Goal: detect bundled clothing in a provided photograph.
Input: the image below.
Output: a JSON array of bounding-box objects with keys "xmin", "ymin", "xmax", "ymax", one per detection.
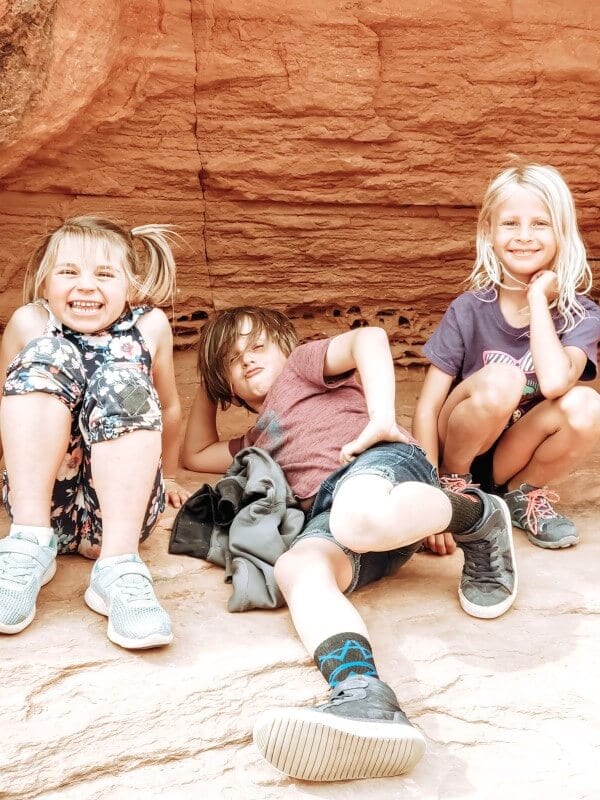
[{"xmin": 169, "ymin": 447, "xmax": 304, "ymax": 612}]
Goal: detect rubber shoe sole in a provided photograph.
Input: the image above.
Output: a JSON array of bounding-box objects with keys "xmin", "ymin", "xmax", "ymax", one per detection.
[
  {"xmin": 459, "ymin": 495, "xmax": 518, "ymax": 620},
  {"xmin": 0, "ymin": 558, "xmax": 57, "ymax": 635},
  {"xmin": 514, "ymin": 524, "xmax": 579, "ymax": 550},
  {"xmin": 84, "ymin": 586, "xmax": 173, "ymax": 650},
  {"xmin": 253, "ymin": 706, "xmax": 426, "ymax": 781}
]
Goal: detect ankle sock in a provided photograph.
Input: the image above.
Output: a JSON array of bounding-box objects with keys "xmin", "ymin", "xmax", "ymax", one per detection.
[
  {"xmin": 442, "ymin": 490, "xmax": 484, "ymax": 534},
  {"xmin": 314, "ymin": 632, "xmax": 379, "ymax": 688},
  {"xmin": 9, "ymin": 524, "xmax": 54, "ymax": 547}
]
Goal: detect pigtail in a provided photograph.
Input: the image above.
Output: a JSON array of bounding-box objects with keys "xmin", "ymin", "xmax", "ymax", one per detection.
[{"xmin": 130, "ymin": 224, "xmax": 179, "ymax": 306}]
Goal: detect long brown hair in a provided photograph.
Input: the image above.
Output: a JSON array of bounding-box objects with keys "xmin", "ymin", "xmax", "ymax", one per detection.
[{"xmin": 198, "ymin": 307, "xmax": 298, "ymax": 410}]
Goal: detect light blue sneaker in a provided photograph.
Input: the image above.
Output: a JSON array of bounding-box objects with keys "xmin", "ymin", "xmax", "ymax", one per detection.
[
  {"xmin": 84, "ymin": 554, "xmax": 173, "ymax": 649},
  {"xmin": 0, "ymin": 532, "xmax": 57, "ymax": 634}
]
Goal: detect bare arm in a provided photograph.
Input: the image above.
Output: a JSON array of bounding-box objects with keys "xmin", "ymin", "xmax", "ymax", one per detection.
[
  {"xmin": 182, "ymin": 383, "xmax": 235, "ymax": 474},
  {"xmin": 141, "ymin": 310, "xmax": 188, "ymax": 507},
  {"xmin": 528, "ymin": 272, "xmax": 587, "ymax": 398},
  {"xmin": 412, "ymin": 365, "xmax": 455, "ymax": 468},
  {"xmin": 324, "ymin": 326, "xmax": 410, "ymax": 462}
]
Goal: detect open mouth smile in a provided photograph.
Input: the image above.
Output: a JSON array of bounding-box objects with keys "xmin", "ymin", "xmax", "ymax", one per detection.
[{"xmin": 69, "ymin": 301, "xmax": 103, "ymax": 314}]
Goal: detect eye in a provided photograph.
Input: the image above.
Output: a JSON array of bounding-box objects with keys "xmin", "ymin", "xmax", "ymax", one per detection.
[
  {"xmin": 97, "ymin": 269, "xmax": 115, "ymax": 278},
  {"xmin": 533, "ymin": 220, "xmax": 551, "ymax": 227},
  {"xmin": 501, "ymin": 220, "xmax": 517, "ymax": 227},
  {"xmin": 56, "ymin": 266, "xmax": 78, "ymax": 276}
]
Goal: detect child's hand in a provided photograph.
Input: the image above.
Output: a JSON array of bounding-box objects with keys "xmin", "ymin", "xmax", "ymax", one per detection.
[
  {"xmin": 421, "ymin": 532, "xmax": 457, "ymax": 556},
  {"xmin": 527, "ymin": 270, "xmax": 558, "ymax": 304},
  {"xmin": 339, "ymin": 418, "xmax": 411, "ymax": 465},
  {"xmin": 164, "ymin": 478, "xmax": 190, "ymax": 508}
]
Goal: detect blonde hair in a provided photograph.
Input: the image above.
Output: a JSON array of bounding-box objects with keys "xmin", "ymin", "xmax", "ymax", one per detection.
[
  {"xmin": 198, "ymin": 306, "xmax": 298, "ymax": 410},
  {"xmin": 24, "ymin": 215, "xmax": 177, "ymax": 306},
  {"xmin": 469, "ymin": 163, "xmax": 592, "ymax": 332}
]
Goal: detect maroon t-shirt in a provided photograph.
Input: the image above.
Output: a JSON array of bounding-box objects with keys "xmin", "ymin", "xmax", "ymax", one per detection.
[{"xmin": 229, "ymin": 338, "xmax": 411, "ymax": 500}]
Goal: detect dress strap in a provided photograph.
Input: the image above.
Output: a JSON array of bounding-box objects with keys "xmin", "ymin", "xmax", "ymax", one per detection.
[
  {"xmin": 35, "ymin": 299, "xmax": 62, "ymax": 335},
  {"xmin": 111, "ymin": 304, "xmax": 154, "ymax": 332}
]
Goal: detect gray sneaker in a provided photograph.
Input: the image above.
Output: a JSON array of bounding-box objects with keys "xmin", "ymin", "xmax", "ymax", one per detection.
[
  {"xmin": 454, "ymin": 490, "xmax": 517, "ymax": 619},
  {"xmin": 0, "ymin": 532, "xmax": 57, "ymax": 634},
  {"xmin": 504, "ymin": 484, "xmax": 578, "ymax": 549},
  {"xmin": 84, "ymin": 554, "xmax": 173, "ymax": 649},
  {"xmin": 253, "ymin": 674, "xmax": 426, "ymax": 782}
]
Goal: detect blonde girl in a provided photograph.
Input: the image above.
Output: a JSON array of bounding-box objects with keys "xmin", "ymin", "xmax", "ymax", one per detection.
[
  {"xmin": 414, "ymin": 163, "xmax": 600, "ymax": 554},
  {"xmin": 0, "ymin": 215, "xmax": 188, "ymax": 648}
]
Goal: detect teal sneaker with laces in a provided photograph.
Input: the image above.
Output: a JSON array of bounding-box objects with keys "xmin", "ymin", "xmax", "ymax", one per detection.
[
  {"xmin": 0, "ymin": 531, "xmax": 57, "ymax": 634},
  {"xmin": 85, "ymin": 554, "xmax": 173, "ymax": 650}
]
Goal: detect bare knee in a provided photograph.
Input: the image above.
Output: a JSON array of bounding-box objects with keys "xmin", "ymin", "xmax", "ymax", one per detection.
[
  {"xmin": 557, "ymin": 386, "xmax": 600, "ymax": 436},
  {"xmin": 329, "ymin": 503, "xmax": 376, "ymax": 552},
  {"xmin": 469, "ymin": 364, "xmax": 526, "ymax": 417},
  {"xmin": 275, "ymin": 546, "xmax": 331, "ymax": 595}
]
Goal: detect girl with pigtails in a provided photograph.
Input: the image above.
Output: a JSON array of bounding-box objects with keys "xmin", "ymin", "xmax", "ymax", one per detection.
[{"xmin": 0, "ymin": 215, "xmax": 188, "ymax": 649}]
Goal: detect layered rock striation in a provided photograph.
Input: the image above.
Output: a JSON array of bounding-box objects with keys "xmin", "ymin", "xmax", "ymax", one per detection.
[{"xmin": 1, "ymin": 1, "xmax": 599, "ymax": 360}]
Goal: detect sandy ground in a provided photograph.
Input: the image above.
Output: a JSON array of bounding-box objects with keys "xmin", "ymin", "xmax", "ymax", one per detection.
[{"xmin": 1, "ymin": 350, "xmax": 599, "ymax": 799}]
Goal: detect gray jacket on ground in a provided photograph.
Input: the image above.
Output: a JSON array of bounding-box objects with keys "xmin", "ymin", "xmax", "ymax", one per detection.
[{"xmin": 169, "ymin": 447, "xmax": 305, "ymax": 612}]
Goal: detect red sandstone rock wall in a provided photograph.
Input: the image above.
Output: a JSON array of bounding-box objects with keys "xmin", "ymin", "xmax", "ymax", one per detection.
[{"xmin": 1, "ymin": 0, "xmax": 599, "ymax": 362}]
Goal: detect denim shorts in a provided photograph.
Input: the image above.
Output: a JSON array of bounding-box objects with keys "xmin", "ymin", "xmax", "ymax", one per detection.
[{"xmin": 292, "ymin": 442, "xmax": 438, "ymax": 592}]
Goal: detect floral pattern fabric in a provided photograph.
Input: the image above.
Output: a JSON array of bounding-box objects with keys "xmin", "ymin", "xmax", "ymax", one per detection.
[{"xmin": 2, "ymin": 303, "xmax": 165, "ymax": 558}]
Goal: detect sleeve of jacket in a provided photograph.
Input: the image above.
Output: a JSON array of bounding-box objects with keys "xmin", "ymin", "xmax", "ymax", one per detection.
[{"xmin": 226, "ymin": 447, "xmax": 305, "ymax": 611}]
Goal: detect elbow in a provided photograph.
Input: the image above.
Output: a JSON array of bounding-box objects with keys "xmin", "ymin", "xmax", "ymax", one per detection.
[
  {"xmin": 352, "ymin": 325, "xmax": 389, "ymax": 355},
  {"xmin": 539, "ymin": 380, "xmax": 571, "ymax": 400},
  {"xmin": 182, "ymin": 451, "xmax": 195, "ymax": 471},
  {"xmin": 181, "ymin": 442, "xmax": 200, "ymax": 471}
]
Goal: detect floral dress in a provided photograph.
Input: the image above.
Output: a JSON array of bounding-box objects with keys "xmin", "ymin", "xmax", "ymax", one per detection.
[{"xmin": 2, "ymin": 302, "xmax": 165, "ymax": 558}]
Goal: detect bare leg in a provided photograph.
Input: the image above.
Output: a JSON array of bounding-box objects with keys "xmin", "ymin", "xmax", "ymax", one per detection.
[
  {"xmin": 330, "ymin": 475, "xmax": 452, "ymax": 553},
  {"xmin": 275, "ymin": 538, "xmax": 360, "ymax": 654},
  {"xmin": 493, "ymin": 386, "xmax": 600, "ymax": 489},
  {"xmin": 91, "ymin": 430, "xmax": 161, "ymax": 558},
  {"xmin": 261, "ymin": 537, "xmax": 426, "ymax": 782},
  {"xmin": 0, "ymin": 393, "xmax": 71, "ymax": 526},
  {"xmin": 438, "ymin": 364, "xmax": 525, "ymax": 475}
]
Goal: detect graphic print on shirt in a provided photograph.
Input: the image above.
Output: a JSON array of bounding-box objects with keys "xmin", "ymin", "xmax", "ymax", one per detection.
[
  {"xmin": 255, "ymin": 409, "xmax": 285, "ymax": 453},
  {"xmin": 482, "ymin": 349, "xmax": 539, "ymax": 399}
]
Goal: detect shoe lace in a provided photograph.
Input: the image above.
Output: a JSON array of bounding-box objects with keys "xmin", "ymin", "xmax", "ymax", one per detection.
[
  {"xmin": 115, "ymin": 573, "xmax": 155, "ymax": 605},
  {"xmin": 462, "ymin": 538, "xmax": 503, "ymax": 585},
  {"xmin": 524, "ymin": 488, "xmax": 560, "ymax": 536},
  {"xmin": 440, "ymin": 474, "xmax": 480, "ymax": 502},
  {"xmin": 0, "ymin": 536, "xmax": 42, "ymax": 586}
]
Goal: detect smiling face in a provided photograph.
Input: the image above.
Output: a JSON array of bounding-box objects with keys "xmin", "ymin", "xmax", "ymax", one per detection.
[
  {"xmin": 227, "ymin": 317, "xmax": 289, "ymax": 411},
  {"xmin": 42, "ymin": 234, "xmax": 130, "ymax": 333},
  {"xmin": 487, "ymin": 185, "xmax": 558, "ymax": 286}
]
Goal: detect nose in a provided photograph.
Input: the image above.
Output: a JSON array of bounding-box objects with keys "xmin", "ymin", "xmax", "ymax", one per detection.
[
  {"xmin": 515, "ymin": 223, "xmax": 534, "ymax": 241},
  {"xmin": 241, "ymin": 348, "xmax": 254, "ymax": 365},
  {"xmin": 76, "ymin": 271, "xmax": 97, "ymax": 290}
]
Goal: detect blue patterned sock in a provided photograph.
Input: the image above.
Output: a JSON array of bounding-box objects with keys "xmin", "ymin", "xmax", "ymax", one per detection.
[{"xmin": 314, "ymin": 632, "xmax": 379, "ymax": 688}]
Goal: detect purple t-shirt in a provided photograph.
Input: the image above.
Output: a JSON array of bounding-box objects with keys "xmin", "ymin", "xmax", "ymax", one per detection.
[
  {"xmin": 424, "ymin": 290, "xmax": 600, "ymax": 409},
  {"xmin": 229, "ymin": 337, "xmax": 412, "ymax": 500}
]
